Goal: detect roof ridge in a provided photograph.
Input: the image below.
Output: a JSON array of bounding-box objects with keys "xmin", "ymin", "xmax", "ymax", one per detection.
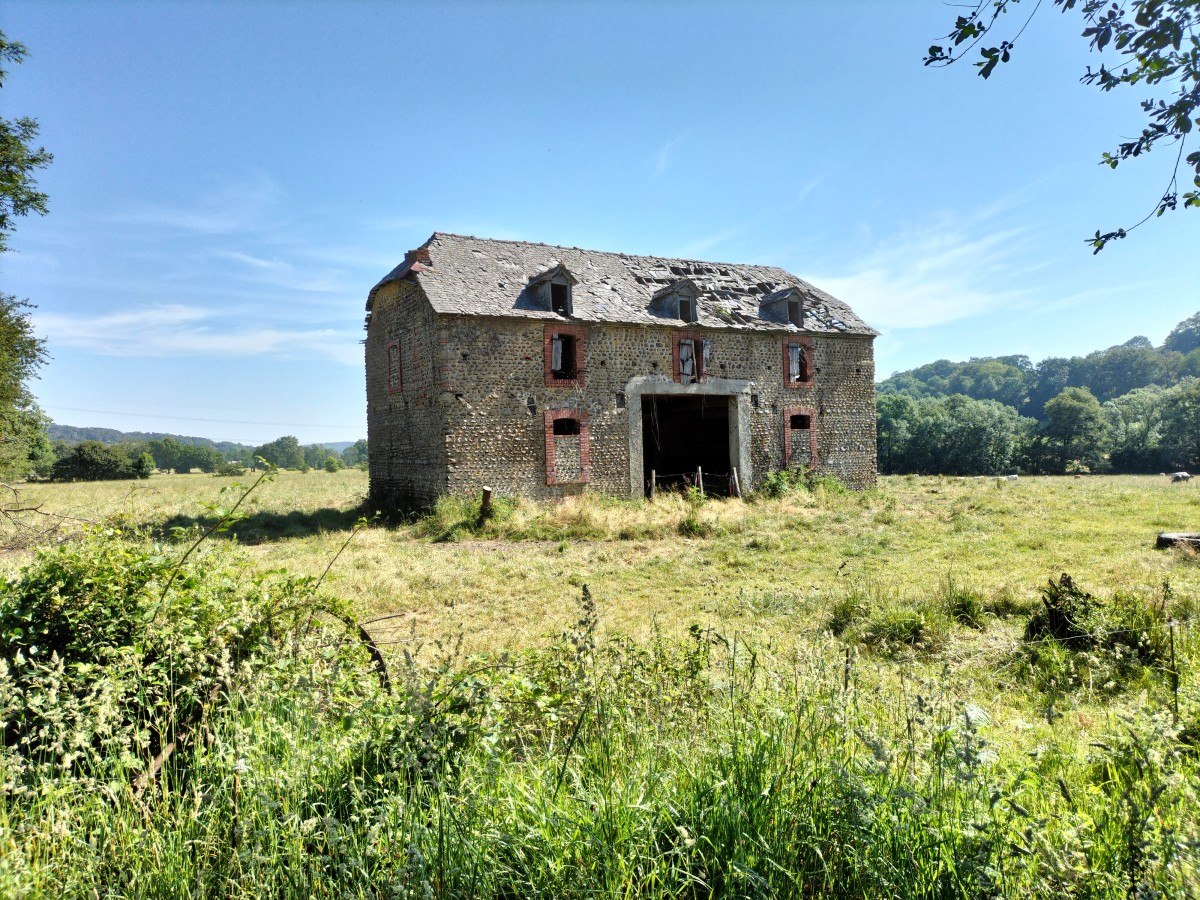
[{"xmin": 430, "ymin": 231, "xmax": 788, "ymax": 272}]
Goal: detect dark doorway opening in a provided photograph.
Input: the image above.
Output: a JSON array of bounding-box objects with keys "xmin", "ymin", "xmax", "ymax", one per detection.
[{"xmin": 641, "ymin": 395, "xmax": 732, "ymax": 496}]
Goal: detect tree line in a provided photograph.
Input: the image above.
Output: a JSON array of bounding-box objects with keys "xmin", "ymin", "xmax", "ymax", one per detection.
[
  {"xmin": 38, "ymin": 435, "xmax": 369, "ymax": 482},
  {"xmin": 877, "ymin": 312, "xmax": 1200, "ymax": 475}
]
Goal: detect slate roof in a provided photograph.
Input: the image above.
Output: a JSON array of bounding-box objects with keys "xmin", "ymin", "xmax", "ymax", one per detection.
[{"xmin": 367, "ymin": 232, "xmax": 877, "ymax": 336}]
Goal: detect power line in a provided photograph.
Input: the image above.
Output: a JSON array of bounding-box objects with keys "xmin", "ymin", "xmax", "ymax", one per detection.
[{"xmin": 45, "ymin": 405, "xmax": 361, "ymax": 430}]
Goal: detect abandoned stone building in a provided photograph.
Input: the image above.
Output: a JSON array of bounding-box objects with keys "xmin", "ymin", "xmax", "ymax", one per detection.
[{"xmin": 364, "ymin": 233, "xmax": 878, "ymax": 506}]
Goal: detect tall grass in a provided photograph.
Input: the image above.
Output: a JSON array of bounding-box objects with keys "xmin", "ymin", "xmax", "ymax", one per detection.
[
  {"xmin": 4, "ymin": 612, "xmax": 1197, "ymax": 898},
  {"xmin": 3, "ymin": 475, "xmax": 1200, "ymax": 896}
]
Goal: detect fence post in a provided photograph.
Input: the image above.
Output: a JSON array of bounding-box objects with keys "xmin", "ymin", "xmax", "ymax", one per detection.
[
  {"xmin": 650, "ymin": 469, "xmax": 656, "ymax": 499},
  {"xmin": 1170, "ymin": 620, "xmax": 1180, "ymax": 723},
  {"xmin": 697, "ymin": 467, "xmax": 704, "ymax": 495},
  {"xmin": 731, "ymin": 467, "xmax": 742, "ymax": 498},
  {"xmin": 481, "ymin": 486, "xmax": 493, "ymax": 518}
]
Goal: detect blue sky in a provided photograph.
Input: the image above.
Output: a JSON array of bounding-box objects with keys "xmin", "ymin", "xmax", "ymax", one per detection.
[{"xmin": 3, "ymin": 1, "xmax": 1197, "ymax": 446}]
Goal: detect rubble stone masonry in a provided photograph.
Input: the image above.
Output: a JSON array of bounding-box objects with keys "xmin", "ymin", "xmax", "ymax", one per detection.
[{"xmin": 367, "ymin": 280, "xmax": 876, "ymax": 506}]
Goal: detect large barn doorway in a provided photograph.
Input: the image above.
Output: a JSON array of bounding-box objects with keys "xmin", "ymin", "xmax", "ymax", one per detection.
[{"xmin": 641, "ymin": 394, "xmax": 733, "ymax": 496}]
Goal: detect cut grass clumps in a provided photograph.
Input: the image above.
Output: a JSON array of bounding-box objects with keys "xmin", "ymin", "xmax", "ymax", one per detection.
[
  {"xmin": 1022, "ymin": 573, "xmax": 1175, "ymax": 694},
  {"xmin": 826, "ymin": 579, "xmax": 951, "ymax": 655},
  {"xmin": 936, "ymin": 573, "xmax": 988, "ymax": 628}
]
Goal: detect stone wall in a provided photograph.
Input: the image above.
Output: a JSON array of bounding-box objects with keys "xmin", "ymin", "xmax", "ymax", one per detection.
[
  {"xmin": 433, "ymin": 315, "xmax": 875, "ymax": 500},
  {"xmin": 365, "ymin": 280, "xmax": 447, "ymax": 507},
  {"xmin": 367, "ymin": 286, "xmax": 876, "ymax": 504}
]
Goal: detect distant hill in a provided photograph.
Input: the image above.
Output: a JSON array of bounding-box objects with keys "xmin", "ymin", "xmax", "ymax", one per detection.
[
  {"xmin": 48, "ymin": 425, "xmax": 362, "ymax": 455},
  {"xmin": 878, "ymin": 310, "xmax": 1200, "ymax": 420}
]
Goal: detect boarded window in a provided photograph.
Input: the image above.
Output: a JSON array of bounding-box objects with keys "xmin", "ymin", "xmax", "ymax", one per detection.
[
  {"xmin": 551, "ymin": 334, "xmax": 576, "ymax": 379},
  {"xmin": 386, "ymin": 340, "xmax": 402, "ymax": 392},
  {"xmin": 553, "ymin": 417, "xmax": 580, "ymax": 436},
  {"xmin": 790, "ymin": 413, "xmax": 811, "ymax": 430},
  {"xmin": 551, "ymin": 282, "xmax": 571, "ymax": 316}
]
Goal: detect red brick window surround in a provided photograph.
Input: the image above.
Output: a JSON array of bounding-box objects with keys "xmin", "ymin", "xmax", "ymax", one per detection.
[
  {"xmin": 783, "ymin": 405, "xmax": 818, "ymax": 468},
  {"xmin": 783, "ymin": 336, "xmax": 813, "ymax": 388},
  {"xmin": 544, "ymin": 323, "xmax": 587, "ymax": 387},
  {"xmin": 673, "ymin": 332, "xmax": 711, "ymax": 385},
  {"xmin": 386, "ymin": 339, "xmax": 403, "ymax": 394},
  {"xmin": 544, "ymin": 408, "xmax": 590, "ymax": 485}
]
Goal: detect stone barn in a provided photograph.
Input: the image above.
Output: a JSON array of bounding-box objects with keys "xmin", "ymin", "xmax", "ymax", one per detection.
[{"xmin": 364, "ymin": 233, "xmax": 877, "ymax": 507}]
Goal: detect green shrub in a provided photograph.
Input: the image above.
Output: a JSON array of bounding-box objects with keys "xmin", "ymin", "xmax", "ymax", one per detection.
[
  {"xmin": 0, "ymin": 526, "xmax": 362, "ymax": 783},
  {"xmin": 757, "ymin": 468, "xmax": 806, "ymax": 498},
  {"xmin": 50, "ymin": 440, "xmax": 143, "ymax": 481}
]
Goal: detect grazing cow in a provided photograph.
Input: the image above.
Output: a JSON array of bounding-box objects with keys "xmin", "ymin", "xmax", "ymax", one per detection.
[{"xmin": 1171, "ymin": 472, "xmax": 1192, "ymax": 483}]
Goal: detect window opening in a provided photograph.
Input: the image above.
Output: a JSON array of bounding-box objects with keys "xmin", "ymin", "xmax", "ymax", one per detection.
[
  {"xmin": 679, "ymin": 339, "xmax": 696, "ymax": 384},
  {"xmin": 551, "ymin": 282, "xmax": 571, "ymax": 316},
  {"xmin": 386, "ymin": 340, "xmax": 402, "ymax": 392},
  {"xmin": 790, "ymin": 413, "xmax": 811, "ymax": 430},
  {"xmin": 788, "ymin": 300, "xmax": 803, "ymax": 328},
  {"xmin": 679, "ymin": 296, "xmax": 697, "ymax": 323},
  {"xmin": 553, "ymin": 417, "xmax": 581, "ymax": 436},
  {"xmin": 787, "ymin": 342, "xmax": 810, "ymax": 384},
  {"xmin": 551, "ymin": 333, "xmax": 576, "ymax": 379}
]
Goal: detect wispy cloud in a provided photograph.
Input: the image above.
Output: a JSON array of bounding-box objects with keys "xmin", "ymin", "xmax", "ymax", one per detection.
[
  {"xmin": 210, "ymin": 250, "xmax": 355, "ymax": 295},
  {"xmin": 111, "ymin": 175, "xmax": 285, "ymax": 235},
  {"xmin": 806, "ymin": 216, "xmax": 1042, "ymax": 331},
  {"xmin": 34, "ymin": 303, "xmax": 362, "ymax": 366},
  {"xmin": 652, "ymin": 136, "xmax": 682, "ymax": 177}
]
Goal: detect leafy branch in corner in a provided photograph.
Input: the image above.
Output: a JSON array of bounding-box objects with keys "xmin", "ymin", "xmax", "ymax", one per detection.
[{"xmin": 926, "ymin": 0, "xmax": 1200, "ymax": 251}]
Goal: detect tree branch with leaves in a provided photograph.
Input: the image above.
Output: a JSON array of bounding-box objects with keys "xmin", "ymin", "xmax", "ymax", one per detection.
[{"xmin": 927, "ymin": 0, "xmax": 1200, "ymax": 252}]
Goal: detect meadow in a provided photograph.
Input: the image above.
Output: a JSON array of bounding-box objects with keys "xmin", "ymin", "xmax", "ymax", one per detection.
[{"xmin": 2, "ymin": 471, "xmax": 1199, "ymax": 897}]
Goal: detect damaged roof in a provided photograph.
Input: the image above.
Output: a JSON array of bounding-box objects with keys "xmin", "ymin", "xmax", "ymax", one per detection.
[{"xmin": 367, "ymin": 232, "xmax": 877, "ymax": 336}]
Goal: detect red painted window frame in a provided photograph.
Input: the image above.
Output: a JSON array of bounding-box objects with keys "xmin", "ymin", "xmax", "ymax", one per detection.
[{"xmin": 544, "ymin": 408, "xmax": 591, "ymax": 485}]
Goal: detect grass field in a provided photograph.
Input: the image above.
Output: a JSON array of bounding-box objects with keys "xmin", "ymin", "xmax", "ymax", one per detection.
[
  {"xmin": 8, "ymin": 469, "xmax": 1199, "ymax": 649},
  {"xmin": 3, "ymin": 471, "xmax": 1199, "ymax": 897}
]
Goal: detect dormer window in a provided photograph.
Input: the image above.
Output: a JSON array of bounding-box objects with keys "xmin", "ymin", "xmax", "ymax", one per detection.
[
  {"xmin": 759, "ymin": 286, "xmax": 808, "ymax": 327},
  {"xmin": 529, "ymin": 264, "xmax": 578, "ymax": 317},
  {"xmin": 650, "ymin": 279, "xmax": 701, "ymax": 322},
  {"xmin": 551, "ymin": 282, "xmax": 571, "ymax": 316}
]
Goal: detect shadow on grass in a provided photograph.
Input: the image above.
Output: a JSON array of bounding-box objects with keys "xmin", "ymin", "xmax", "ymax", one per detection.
[{"xmin": 158, "ymin": 506, "xmax": 369, "ymax": 544}]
